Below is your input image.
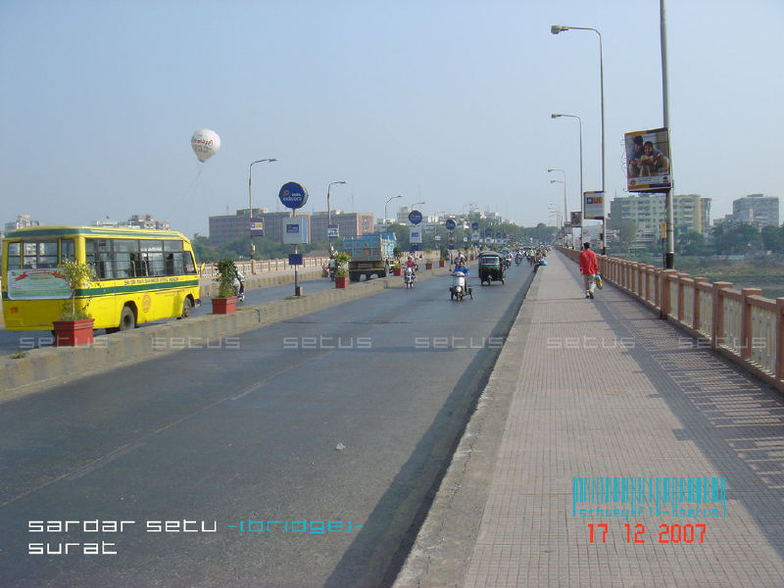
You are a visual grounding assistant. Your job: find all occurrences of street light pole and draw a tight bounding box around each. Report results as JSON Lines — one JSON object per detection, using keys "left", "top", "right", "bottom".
{"left": 327, "top": 180, "right": 347, "bottom": 250}
{"left": 248, "top": 158, "right": 277, "bottom": 259}
{"left": 551, "top": 113, "right": 583, "bottom": 245}
{"left": 551, "top": 24, "right": 605, "bottom": 255}
{"left": 661, "top": 0, "right": 675, "bottom": 268}
{"left": 384, "top": 194, "right": 403, "bottom": 232}
{"left": 547, "top": 168, "right": 567, "bottom": 226}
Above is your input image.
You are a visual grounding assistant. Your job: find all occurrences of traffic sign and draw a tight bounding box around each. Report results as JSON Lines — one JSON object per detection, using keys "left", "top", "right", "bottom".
{"left": 278, "top": 181, "right": 309, "bottom": 209}
{"left": 408, "top": 210, "right": 423, "bottom": 225}
{"left": 445, "top": 218, "right": 456, "bottom": 231}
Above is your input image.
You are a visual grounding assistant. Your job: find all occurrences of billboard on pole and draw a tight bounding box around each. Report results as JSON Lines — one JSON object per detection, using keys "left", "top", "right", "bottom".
{"left": 625, "top": 127, "right": 671, "bottom": 192}
{"left": 584, "top": 191, "right": 604, "bottom": 220}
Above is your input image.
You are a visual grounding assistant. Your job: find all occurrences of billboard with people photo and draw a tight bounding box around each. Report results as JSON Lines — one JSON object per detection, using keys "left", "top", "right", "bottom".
{"left": 625, "top": 127, "right": 671, "bottom": 192}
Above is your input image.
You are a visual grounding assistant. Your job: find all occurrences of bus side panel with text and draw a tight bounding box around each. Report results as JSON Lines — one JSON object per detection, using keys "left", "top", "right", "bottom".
{"left": 1, "top": 226, "right": 200, "bottom": 331}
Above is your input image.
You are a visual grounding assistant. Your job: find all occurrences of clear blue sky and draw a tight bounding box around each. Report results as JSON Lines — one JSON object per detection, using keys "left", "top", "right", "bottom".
{"left": 1, "top": 0, "right": 782, "bottom": 238}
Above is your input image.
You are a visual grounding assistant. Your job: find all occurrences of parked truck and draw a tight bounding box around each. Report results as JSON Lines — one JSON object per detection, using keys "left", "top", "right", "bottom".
{"left": 341, "top": 232, "right": 397, "bottom": 282}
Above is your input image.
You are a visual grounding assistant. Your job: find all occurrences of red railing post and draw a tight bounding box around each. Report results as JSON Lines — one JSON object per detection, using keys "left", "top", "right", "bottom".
{"left": 693, "top": 277, "right": 709, "bottom": 331}
{"left": 740, "top": 288, "right": 762, "bottom": 360}
{"left": 660, "top": 269, "right": 677, "bottom": 319}
{"left": 712, "top": 282, "right": 734, "bottom": 349}
{"left": 777, "top": 298, "right": 784, "bottom": 380}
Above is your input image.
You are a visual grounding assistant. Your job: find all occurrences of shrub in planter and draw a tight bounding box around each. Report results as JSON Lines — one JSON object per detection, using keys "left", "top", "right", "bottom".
{"left": 53, "top": 261, "right": 97, "bottom": 346}
{"left": 213, "top": 258, "right": 238, "bottom": 314}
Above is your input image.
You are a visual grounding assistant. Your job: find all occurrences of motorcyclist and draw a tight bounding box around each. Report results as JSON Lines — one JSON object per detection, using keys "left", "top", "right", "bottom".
{"left": 405, "top": 256, "right": 419, "bottom": 271}
{"left": 232, "top": 263, "right": 246, "bottom": 302}
{"left": 453, "top": 261, "right": 469, "bottom": 275}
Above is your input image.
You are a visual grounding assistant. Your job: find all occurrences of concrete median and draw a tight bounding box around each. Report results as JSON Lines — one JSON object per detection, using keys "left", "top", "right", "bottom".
{"left": 1, "top": 267, "right": 451, "bottom": 401}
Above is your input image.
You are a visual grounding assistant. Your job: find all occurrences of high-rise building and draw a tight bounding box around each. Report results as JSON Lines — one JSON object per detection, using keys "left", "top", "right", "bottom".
{"left": 731, "top": 194, "right": 779, "bottom": 229}
{"left": 610, "top": 193, "right": 712, "bottom": 246}
{"left": 4, "top": 214, "right": 40, "bottom": 234}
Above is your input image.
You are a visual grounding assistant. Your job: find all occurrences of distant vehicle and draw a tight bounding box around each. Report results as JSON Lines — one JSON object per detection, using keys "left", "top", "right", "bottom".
{"left": 341, "top": 232, "right": 397, "bottom": 282}
{"left": 404, "top": 266, "right": 416, "bottom": 288}
{"left": 2, "top": 226, "right": 200, "bottom": 332}
{"left": 478, "top": 251, "right": 505, "bottom": 285}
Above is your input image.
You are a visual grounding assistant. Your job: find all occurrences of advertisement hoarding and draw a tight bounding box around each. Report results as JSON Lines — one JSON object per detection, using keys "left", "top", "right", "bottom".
{"left": 625, "top": 127, "right": 671, "bottom": 192}
{"left": 584, "top": 191, "right": 604, "bottom": 220}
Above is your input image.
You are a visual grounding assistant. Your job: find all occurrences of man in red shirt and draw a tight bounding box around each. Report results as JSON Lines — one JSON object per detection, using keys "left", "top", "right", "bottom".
{"left": 579, "top": 242, "right": 599, "bottom": 299}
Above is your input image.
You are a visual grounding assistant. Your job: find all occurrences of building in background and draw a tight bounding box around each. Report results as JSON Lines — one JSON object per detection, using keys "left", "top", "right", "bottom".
{"left": 309, "top": 211, "right": 374, "bottom": 241}
{"left": 90, "top": 214, "right": 170, "bottom": 230}
{"left": 610, "top": 193, "right": 712, "bottom": 248}
{"left": 4, "top": 214, "right": 40, "bottom": 235}
{"left": 209, "top": 209, "right": 321, "bottom": 245}
{"left": 731, "top": 194, "right": 779, "bottom": 229}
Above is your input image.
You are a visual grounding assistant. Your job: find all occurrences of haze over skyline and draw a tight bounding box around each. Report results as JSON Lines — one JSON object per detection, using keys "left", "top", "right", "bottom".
{"left": 1, "top": 0, "right": 782, "bottom": 238}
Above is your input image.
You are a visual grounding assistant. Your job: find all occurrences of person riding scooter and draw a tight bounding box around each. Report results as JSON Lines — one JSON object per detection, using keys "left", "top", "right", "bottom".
{"left": 232, "top": 263, "right": 246, "bottom": 303}
{"left": 404, "top": 256, "right": 419, "bottom": 288}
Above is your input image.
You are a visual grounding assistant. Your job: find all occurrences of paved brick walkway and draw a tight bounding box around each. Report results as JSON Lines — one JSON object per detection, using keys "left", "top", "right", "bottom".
{"left": 396, "top": 250, "right": 784, "bottom": 587}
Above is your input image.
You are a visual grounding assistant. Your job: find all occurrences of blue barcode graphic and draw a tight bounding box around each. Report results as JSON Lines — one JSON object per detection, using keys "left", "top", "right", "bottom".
{"left": 572, "top": 476, "right": 726, "bottom": 518}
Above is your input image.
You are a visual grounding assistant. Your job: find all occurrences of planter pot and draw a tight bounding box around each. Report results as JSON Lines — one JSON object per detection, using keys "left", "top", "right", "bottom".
{"left": 53, "top": 318, "right": 95, "bottom": 347}
{"left": 439, "top": 260, "right": 445, "bottom": 267}
{"left": 425, "top": 262, "right": 433, "bottom": 270}
{"left": 211, "top": 296, "right": 237, "bottom": 314}
{"left": 335, "top": 276, "right": 349, "bottom": 289}
{"left": 393, "top": 267, "right": 402, "bottom": 276}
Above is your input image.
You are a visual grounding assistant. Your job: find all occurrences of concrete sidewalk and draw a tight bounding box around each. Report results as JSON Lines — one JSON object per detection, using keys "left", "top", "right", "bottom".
{"left": 395, "top": 250, "right": 784, "bottom": 587}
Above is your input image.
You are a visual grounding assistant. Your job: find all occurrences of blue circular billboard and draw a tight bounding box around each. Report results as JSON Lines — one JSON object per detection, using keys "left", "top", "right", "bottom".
{"left": 445, "top": 219, "right": 456, "bottom": 231}
{"left": 408, "top": 210, "right": 423, "bottom": 225}
{"left": 278, "top": 182, "right": 309, "bottom": 209}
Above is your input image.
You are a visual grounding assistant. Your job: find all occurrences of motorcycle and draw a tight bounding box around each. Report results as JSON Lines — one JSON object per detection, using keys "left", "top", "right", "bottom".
{"left": 233, "top": 272, "right": 246, "bottom": 303}
{"left": 515, "top": 254, "right": 523, "bottom": 266}
{"left": 403, "top": 266, "right": 416, "bottom": 288}
{"left": 449, "top": 271, "right": 473, "bottom": 301}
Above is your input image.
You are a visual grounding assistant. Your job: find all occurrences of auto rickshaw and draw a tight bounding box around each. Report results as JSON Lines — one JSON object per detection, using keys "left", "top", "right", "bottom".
{"left": 478, "top": 251, "right": 504, "bottom": 285}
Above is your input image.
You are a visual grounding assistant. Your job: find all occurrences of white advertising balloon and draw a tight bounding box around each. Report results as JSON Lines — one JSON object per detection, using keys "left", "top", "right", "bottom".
{"left": 191, "top": 129, "right": 221, "bottom": 162}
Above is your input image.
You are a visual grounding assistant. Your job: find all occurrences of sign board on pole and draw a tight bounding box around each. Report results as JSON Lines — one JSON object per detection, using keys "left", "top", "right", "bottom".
{"left": 625, "top": 127, "right": 671, "bottom": 192}
{"left": 282, "top": 217, "right": 310, "bottom": 244}
{"left": 445, "top": 218, "right": 456, "bottom": 231}
{"left": 570, "top": 211, "right": 582, "bottom": 227}
{"left": 408, "top": 210, "right": 423, "bottom": 225}
{"left": 472, "top": 222, "right": 479, "bottom": 231}
{"left": 288, "top": 253, "right": 303, "bottom": 266}
{"left": 250, "top": 218, "right": 264, "bottom": 237}
{"left": 327, "top": 224, "right": 339, "bottom": 238}
{"left": 409, "top": 227, "right": 422, "bottom": 244}
{"left": 278, "top": 182, "right": 309, "bottom": 209}
{"left": 584, "top": 191, "right": 604, "bottom": 220}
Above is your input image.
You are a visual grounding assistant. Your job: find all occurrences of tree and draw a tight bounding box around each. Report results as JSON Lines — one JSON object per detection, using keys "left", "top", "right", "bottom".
{"left": 761, "top": 225, "right": 784, "bottom": 253}
{"left": 677, "top": 231, "right": 705, "bottom": 256}
{"left": 616, "top": 220, "right": 637, "bottom": 253}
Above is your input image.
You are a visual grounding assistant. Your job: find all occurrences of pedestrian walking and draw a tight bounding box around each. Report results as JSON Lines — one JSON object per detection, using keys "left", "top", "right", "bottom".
{"left": 579, "top": 242, "right": 599, "bottom": 299}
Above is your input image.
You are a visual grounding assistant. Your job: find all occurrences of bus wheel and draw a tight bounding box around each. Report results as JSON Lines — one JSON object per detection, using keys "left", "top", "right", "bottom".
{"left": 119, "top": 306, "right": 136, "bottom": 331}
{"left": 180, "top": 297, "right": 193, "bottom": 319}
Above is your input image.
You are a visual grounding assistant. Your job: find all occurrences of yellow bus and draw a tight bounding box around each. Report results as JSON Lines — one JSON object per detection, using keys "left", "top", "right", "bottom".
{"left": 2, "top": 226, "right": 201, "bottom": 332}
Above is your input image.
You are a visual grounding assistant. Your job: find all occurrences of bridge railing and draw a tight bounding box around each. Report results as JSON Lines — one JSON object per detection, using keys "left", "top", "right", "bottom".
{"left": 558, "top": 247, "right": 784, "bottom": 393}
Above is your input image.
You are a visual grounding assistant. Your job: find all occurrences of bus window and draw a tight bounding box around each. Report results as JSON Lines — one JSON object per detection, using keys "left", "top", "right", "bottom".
{"left": 140, "top": 240, "right": 164, "bottom": 276}
{"left": 184, "top": 251, "right": 196, "bottom": 274}
{"left": 22, "top": 241, "right": 58, "bottom": 268}
{"left": 6, "top": 242, "right": 21, "bottom": 269}
{"left": 61, "top": 239, "right": 75, "bottom": 263}
{"left": 114, "top": 240, "right": 139, "bottom": 277}
{"left": 85, "top": 238, "right": 115, "bottom": 280}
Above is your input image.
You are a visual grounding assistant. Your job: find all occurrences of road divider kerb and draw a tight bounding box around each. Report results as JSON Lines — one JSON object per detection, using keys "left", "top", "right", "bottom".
{"left": 1, "top": 266, "right": 453, "bottom": 401}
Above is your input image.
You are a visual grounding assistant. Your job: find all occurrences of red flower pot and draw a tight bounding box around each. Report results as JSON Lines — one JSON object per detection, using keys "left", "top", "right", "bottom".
{"left": 335, "top": 276, "right": 349, "bottom": 289}
{"left": 425, "top": 262, "right": 433, "bottom": 270}
{"left": 53, "top": 318, "right": 95, "bottom": 347}
{"left": 439, "top": 260, "right": 445, "bottom": 267}
{"left": 393, "top": 267, "right": 402, "bottom": 276}
{"left": 211, "top": 296, "right": 237, "bottom": 314}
